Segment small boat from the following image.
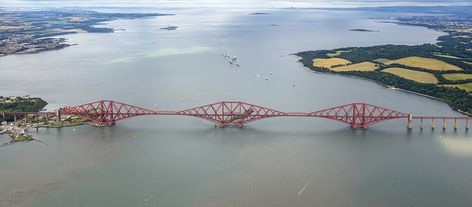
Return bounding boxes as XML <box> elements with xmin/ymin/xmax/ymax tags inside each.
<box><xmin>265</xmin><ymin>77</ymin><xmax>269</xmax><ymax>80</ymax></box>
<box><xmin>298</xmin><ymin>182</ymin><xmax>309</xmax><ymax>197</ymax></box>
<box><xmin>269</xmin><ymin>72</ymin><xmax>272</xmax><ymax>75</ymax></box>
<box><xmin>235</xmin><ymin>64</ymin><xmax>240</xmax><ymax>67</ymax></box>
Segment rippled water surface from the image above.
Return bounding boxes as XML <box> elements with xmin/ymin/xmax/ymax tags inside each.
<box><xmin>1</xmin><ymin>8</ymin><xmax>471</xmax><ymax>207</ymax></box>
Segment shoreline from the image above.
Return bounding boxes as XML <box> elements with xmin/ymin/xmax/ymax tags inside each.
<box><xmin>0</xmin><ymin>10</ymin><xmax>169</xmax><ymax>57</ymax></box>
<box><xmin>292</xmin><ymin>10</ymin><xmax>472</xmax><ymax>117</ymax></box>
<box><xmin>293</xmin><ymin>55</ymin><xmax>472</xmax><ymax>117</ymax></box>
<box><xmin>33</xmin><ymin>122</ymin><xmax>88</xmax><ymax>128</ymax></box>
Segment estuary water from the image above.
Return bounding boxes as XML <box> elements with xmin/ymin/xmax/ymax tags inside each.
<box><xmin>1</xmin><ymin>8</ymin><xmax>472</xmax><ymax>207</ymax></box>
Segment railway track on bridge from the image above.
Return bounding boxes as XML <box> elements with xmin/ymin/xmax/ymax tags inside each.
<box><xmin>2</xmin><ymin>100</ymin><xmax>471</xmax><ymax>129</ymax></box>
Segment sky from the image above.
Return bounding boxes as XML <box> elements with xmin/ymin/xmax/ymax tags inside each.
<box><xmin>1</xmin><ymin>0</ymin><xmax>471</xmax><ymax>9</ymax></box>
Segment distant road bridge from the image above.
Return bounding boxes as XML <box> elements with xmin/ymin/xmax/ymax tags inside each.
<box><xmin>1</xmin><ymin>100</ymin><xmax>471</xmax><ymax>129</ymax></box>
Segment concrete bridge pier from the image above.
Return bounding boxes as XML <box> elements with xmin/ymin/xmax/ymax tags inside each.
<box><xmin>407</xmin><ymin>114</ymin><xmax>413</xmax><ymax>129</ymax></box>
<box><xmin>420</xmin><ymin>118</ymin><xmax>424</xmax><ymax>129</ymax></box>
<box><xmin>466</xmin><ymin>119</ymin><xmax>469</xmax><ymax>130</ymax></box>
<box><xmin>454</xmin><ymin>119</ymin><xmax>458</xmax><ymax>130</ymax></box>
<box><xmin>442</xmin><ymin>119</ymin><xmax>446</xmax><ymax>130</ymax></box>
<box><xmin>431</xmin><ymin>118</ymin><xmax>435</xmax><ymax>129</ymax></box>
<box><xmin>56</xmin><ymin>110</ymin><xmax>61</xmax><ymax>122</ymax></box>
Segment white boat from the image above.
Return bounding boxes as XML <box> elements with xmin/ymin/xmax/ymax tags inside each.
<box><xmin>265</xmin><ymin>77</ymin><xmax>269</xmax><ymax>80</ymax></box>
<box><xmin>298</xmin><ymin>182</ymin><xmax>309</xmax><ymax>197</ymax></box>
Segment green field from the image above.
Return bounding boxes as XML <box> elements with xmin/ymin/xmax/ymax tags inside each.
<box><xmin>443</xmin><ymin>83</ymin><xmax>472</xmax><ymax>92</ymax></box>
<box><xmin>442</xmin><ymin>73</ymin><xmax>472</xmax><ymax>81</ymax></box>
<box><xmin>330</xmin><ymin>61</ymin><xmax>378</xmax><ymax>72</ymax></box>
<box><xmin>433</xmin><ymin>53</ymin><xmax>461</xmax><ymax>59</ymax></box>
<box><xmin>373</xmin><ymin>58</ymin><xmax>391</xmax><ymax>64</ymax></box>
<box><xmin>313</xmin><ymin>58</ymin><xmax>351</xmax><ymax>69</ymax></box>
<box><xmin>383</xmin><ymin>67</ymin><xmax>439</xmax><ymax>84</ymax></box>
<box><xmin>385</xmin><ymin>56</ymin><xmax>462</xmax><ymax>71</ymax></box>
<box><xmin>326</xmin><ymin>50</ymin><xmax>351</xmax><ymax>57</ymax></box>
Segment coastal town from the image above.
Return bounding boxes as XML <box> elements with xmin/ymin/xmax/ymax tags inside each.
<box><xmin>0</xmin><ymin>121</ymin><xmax>33</xmax><ymax>145</ymax></box>
<box><xmin>0</xmin><ymin>9</ymin><xmax>169</xmax><ymax>56</ymax></box>
<box><xmin>0</xmin><ymin>96</ymin><xmax>90</xmax><ymax>145</ymax></box>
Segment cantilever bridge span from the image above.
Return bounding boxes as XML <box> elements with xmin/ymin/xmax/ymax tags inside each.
<box><xmin>2</xmin><ymin>100</ymin><xmax>471</xmax><ymax>129</ymax></box>
<box><xmin>59</xmin><ymin>100</ymin><xmax>410</xmax><ymax>128</ymax></box>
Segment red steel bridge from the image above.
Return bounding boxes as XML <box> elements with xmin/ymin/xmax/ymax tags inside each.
<box><xmin>2</xmin><ymin>100</ymin><xmax>471</xmax><ymax>129</ymax></box>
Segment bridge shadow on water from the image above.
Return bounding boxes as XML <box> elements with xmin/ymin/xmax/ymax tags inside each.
<box><xmin>31</xmin><ymin>119</ymin><xmax>470</xmax><ymax>147</ymax></box>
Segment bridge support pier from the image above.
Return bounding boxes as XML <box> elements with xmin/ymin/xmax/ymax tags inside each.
<box><xmin>431</xmin><ymin>118</ymin><xmax>435</xmax><ymax>129</ymax></box>
<box><xmin>420</xmin><ymin>118</ymin><xmax>424</xmax><ymax>129</ymax></box>
<box><xmin>454</xmin><ymin>119</ymin><xmax>458</xmax><ymax>130</ymax></box>
<box><xmin>466</xmin><ymin>119</ymin><xmax>469</xmax><ymax>130</ymax></box>
<box><xmin>407</xmin><ymin>114</ymin><xmax>413</xmax><ymax>129</ymax></box>
<box><xmin>56</xmin><ymin>110</ymin><xmax>61</xmax><ymax>122</ymax></box>
<box><xmin>442</xmin><ymin>119</ymin><xmax>446</xmax><ymax>130</ymax></box>
<box><xmin>13</xmin><ymin>114</ymin><xmax>17</xmax><ymax>122</ymax></box>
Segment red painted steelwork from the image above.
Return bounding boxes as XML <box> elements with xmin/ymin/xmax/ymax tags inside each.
<box><xmin>58</xmin><ymin>100</ymin><xmax>412</xmax><ymax>128</ymax></box>
<box><xmin>310</xmin><ymin>103</ymin><xmax>410</xmax><ymax>128</ymax></box>
<box><xmin>61</xmin><ymin>100</ymin><xmax>161</xmax><ymax>125</ymax></box>
<box><xmin>3</xmin><ymin>100</ymin><xmax>470</xmax><ymax>128</ymax></box>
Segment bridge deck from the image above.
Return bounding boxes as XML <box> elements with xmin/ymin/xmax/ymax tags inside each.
<box><xmin>1</xmin><ymin>100</ymin><xmax>470</xmax><ymax>129</ymax></box>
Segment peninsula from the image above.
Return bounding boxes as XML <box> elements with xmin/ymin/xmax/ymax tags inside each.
<box><xmin>297</xmin><ymin>7</ymin><xmax>472</xmax><ymax>115</ymax></box>
<box><xmin>0</xmin><ymin>9</ymin><xmax>171</xmax><ymax>56</ymax></box>
<box><xmin>349</xmin><ymin>28</ymin><xmax>378</xmax><ymax>32</ymax></box>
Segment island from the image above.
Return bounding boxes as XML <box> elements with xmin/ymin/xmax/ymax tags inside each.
<box><xmin>349</xmin><ymin>28</ymin><xmax>378</xmax><ymax>32</ymax></box>
<box><xmin>160</xmin><ymin>25</ymin><xmax>178</xmax><ymax>30</ymax></box>
<box><xmin>250</xmin><ymin>12</ymin><xmax>270</xmax><ymax>15</ymax></box>
<box><xmin>296</xmin><ymin>8</ymin><xmax>472</xmax><ymax>115</ymax></box>
<box><xmin>0</xmin><ymin>9</ymin><xmax>171</xmax><ymax>56</ymax></box>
